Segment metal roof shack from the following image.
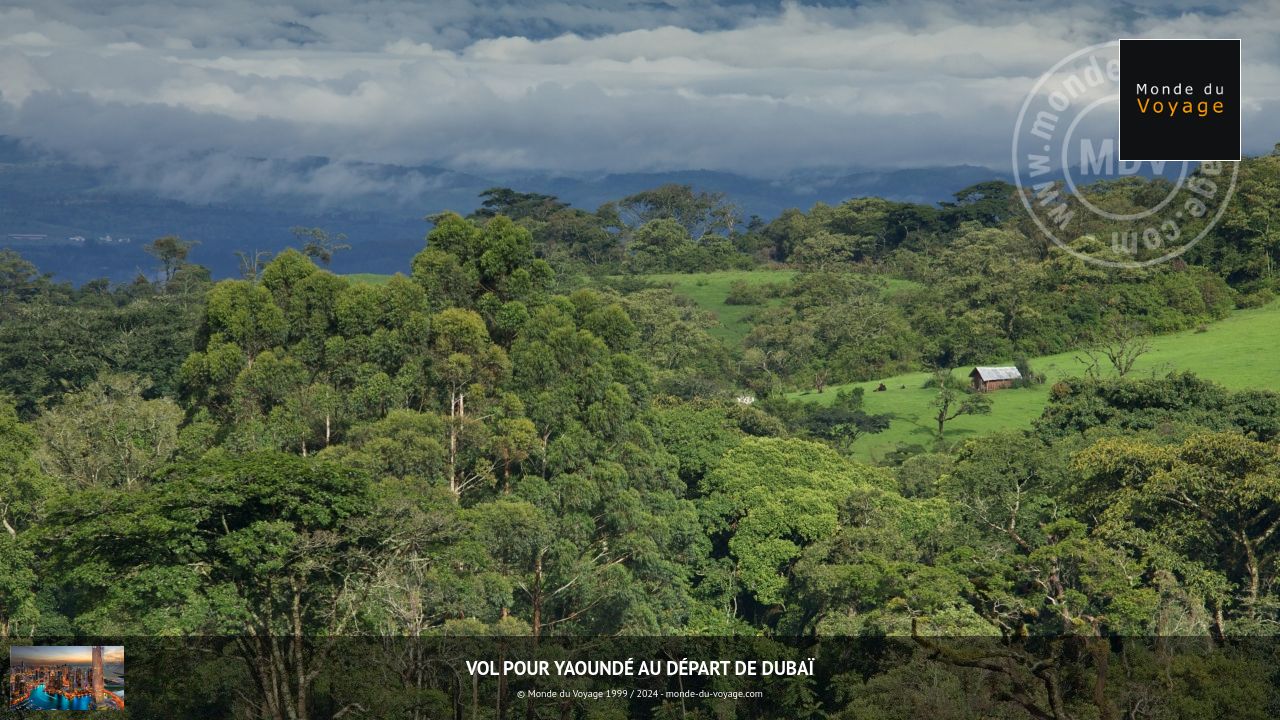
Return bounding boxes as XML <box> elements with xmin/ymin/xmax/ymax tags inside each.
<box><xmin>969</xmin><ymin>366</ymin><xmax>1022</xmax><ymax>392</ymax></box>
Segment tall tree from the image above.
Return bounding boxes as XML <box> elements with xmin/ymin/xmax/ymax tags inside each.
<box><xmin>470</xmin><ymin>188</ymin><xmax>568</xmax><ymax>222</ymax></box>
<box><xmin>0</xmin><ymin>249</ymin><xmax>45</xmax><ymax>307</ymax></box>
<box><xmin>615</xmin><ymin>184</ymin><xmax>738</xmax><ymax>238</ymax></box>
<box><xmin>428</xmin><ymin>308</ymin><xmax>511</xmax><ymax>499</ymax></box>
<box><xmin>413</xmin><ymin>213</ymin><xmax>553</xmax><ymax>313</ymax></box>
<box><xmin>144</xmin><ymin>235</ymin><xmax>198</xmax><ymax>282</ymax></box>
<box><xmin>36</xmin><ymin>374</ymin><xmax>183</xmax><ymax>489</ymax></box>
<box><xmin>932</xmin><ymin>369</ymin><xmax>992</xmax><ymax>440</ymax></box>
<box><xmin>201</xmin><ymin>279</ymin><xmax>288</xmax><ymax>363</ymax></box>
<box><xmin>291</xmin><ymin>227</ymin><xmax>351</xmax><ymax>267</ymax></box>
<box><xmin>49</xmin><ymin>452</ymin><xmax>376</xmax><ymax>720</ymax></box>
<box><xmin>0</xmin><ymin>396</ymin><xmax>51</xmax><ymax>543</ymax></box>
<box><xmin>1078</xmin><ymin>432</ymin><xmax>1280</xmax><ymax>631</ymax></box>
<box><xmin>701</xmin><ymin>437</ymin><xmax>894</xmax><ymax>611</ymax></box>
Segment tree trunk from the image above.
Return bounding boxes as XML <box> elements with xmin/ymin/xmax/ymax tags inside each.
<box><xmin>292</xmin><ymin>582</ymin><xmax>309</xmax><ymax>720</ymax></box>
<box><xmin>448</xmin><ymin>391</ymin><xmax>466</xmax><ymax>498</ymax></box>
<box><xmin>531</xmin><ymin>551</ymin><xmax>544</xmax><ymax>639</ymax></box>
<box><xmin>1242</xmin><ymin>532</ymin><xmax>1261</xmax><ymax>611</ymax></box>
<box><xmin>1212</xmin><ymin>602</ymin><xmax>1226</xmax><ymax>645</ymax></box>
<box><xmin>1088</xmin><ymin>638</ymin><xmax>1117</xmax><ymax>720</ymax></box>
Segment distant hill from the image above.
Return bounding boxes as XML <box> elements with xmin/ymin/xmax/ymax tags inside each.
<box><xmin>0</xmin><ymin>136</ymin><xmax>1006</xmax><ymax>283</ymax></box>
<box><xmin>486</xmin><ymin>165</ymin><xmax>1007</xmax><ymax>217</ymax></box>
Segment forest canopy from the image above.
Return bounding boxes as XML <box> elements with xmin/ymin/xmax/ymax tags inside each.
<box><xmin>4</xmin><ymin>157</ymin><xmax>1280</xmax><ymax>719</ymax></box>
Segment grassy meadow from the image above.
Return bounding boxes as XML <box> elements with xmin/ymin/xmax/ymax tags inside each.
<box><xmin>345</xmin><ymin>272</ymin><xmax>395</xmax><ymax>285</ymax></box>
<box><xmin>792</xmin><ymin>300</ymin><xmax>1280</xmax><ymax>462</ymax></box>
<box><xmin>638</xmin><ymin>270</ymin><xmax>795</xmax><ymax>343</ymax></box>
<box><xmin>638</xmin><ymin>269</ymin><xmax>918</xmax><ymax>344</ymax></box>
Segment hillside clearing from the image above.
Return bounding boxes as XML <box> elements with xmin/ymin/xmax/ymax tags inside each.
<box><xmin>792</xmin><ymin>300</ymin><xmax>1280</xmax><ymax>463</ymax></box>
<box><xmin>637</xmin><ymin>270</ymin><xmax>919</xmax><ymax>344</ymax></box>
<box><xmin>345</xmin><ymin>272</ymin><xmax>395</xmax><ymax>285</ymax></box>
<box><xmin>637</xmin><ymin>270</ymin><xmax>795</xmax><ymax>343</ymax></box>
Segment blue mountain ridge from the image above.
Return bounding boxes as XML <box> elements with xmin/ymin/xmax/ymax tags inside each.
<box><xmin>0</xmin><ymin>137</ymin><xmax>1011</xmax><ymax>282</ymax></box>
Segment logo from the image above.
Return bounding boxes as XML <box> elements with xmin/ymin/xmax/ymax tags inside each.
<box><xmin>1012</xmin><ymin>41</ymin><xmax>1238</xmax><ymax>268</ymax></box>
<box><xmin>1119</xmin><ymin>39</ymin><xmax>1241</xmax><ymax>162</ymax></box>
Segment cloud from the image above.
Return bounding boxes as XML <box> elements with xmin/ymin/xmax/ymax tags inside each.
<box><xmin>1</xmin><ymin>0</ymin><xmax>1277</xmax><ymax>203</ymax></box>
<box><xmin>0</xmin><ymin>48</ymin><xmax>51</xmax><ymax>103</ymax></box>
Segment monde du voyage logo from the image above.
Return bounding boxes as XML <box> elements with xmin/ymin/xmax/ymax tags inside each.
<box><xmin>1013</xmin><ymin>39</ymin><xmax>1241</xmax><ymax>268</ymax></box>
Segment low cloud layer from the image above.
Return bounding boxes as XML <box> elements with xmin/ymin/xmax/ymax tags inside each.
<box><xmin>2</xmin><ymin>0</ymin><xmax>1279</xmax><ymax>200</ymax></box>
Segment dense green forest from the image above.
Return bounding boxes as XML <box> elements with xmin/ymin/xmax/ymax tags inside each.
<box><xmin>3</xmin><ymin>152</ymin><xmax>1280</xmax><ymax>719</ymax></box>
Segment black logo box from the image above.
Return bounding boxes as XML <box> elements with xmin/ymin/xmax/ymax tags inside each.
<box><xmin>1119</xmin><ymin>38</ymin><xmax>1241</xmax><ymax>161</ymax></box>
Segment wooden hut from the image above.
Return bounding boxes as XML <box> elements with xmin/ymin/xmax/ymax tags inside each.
<box><xmin>969</xmin><ymin>366</ymin><xmax>1022</xmax><ymax>392</ymax></box>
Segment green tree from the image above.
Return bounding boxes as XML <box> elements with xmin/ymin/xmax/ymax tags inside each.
<box><xmin>626</xmin><ymin>218</ymin><xmax>694</xmax><ymax>273</ymax></box>
<box><xmin>783</xmin><ymin>483</ymin><xmax>971</xmax><ymax>636</ymax></box>
<box><xmin>429</xmin><ymin>308</ymin><xmax>511</xmax><ymax>499</ymax></box>
<box><xmin>49</xmin><ymin>452</ymin><xmax>375</xmax><ymax>720</ymax></box>
<box><xmin>617</xmin><ymin>288</ymin><xmax>734</xmax><ymax>397</ymax></box>
<box><xmin>202</xmin><ymin>279</ymin><xmax>287</xmax><ymax>362</ymax></box>
<box><xmin>939</xmin><ymin>181</ymin><xmax>1017</xmax><ymax>227</ymax></box>
<box><xmin>413</xmin><ymin>213</ymin><xmax>553</xmax><ymax>314</ymax></box>
<box><xmin>0</xmin><ymin>249</ymin><xmax>45</xmax><ymax>307</ymax></box>
<box><xmin>701</xmin><ymin>437</ymin><xmax>894</xmax><ymax>609</ymax></box>
<box><xmin>36</xmin><ymin>374</ymin><xmax>183</xmax><ymax>489</ymax></box>
<box><xmin>1036</xmin><ymin>372</ymin><xmax>1280</xmax><ymax>442</ymax></box>
<box><xmin>1200</xmin><ymin>152</ymin><xmax>1280</xmax><ymax>283</ymax></box>
<box><xmin>796</xmin><ymin>388</ymin><xmax>892</xmax><ymax>452</ymax></box>
<box><xmin>931</xmin><ymin>370</ymin><xmax>992</xmax><ymax>440</ymax></box>
<box><xmin>0</xmin><ymin>397</ymin><xmax>49</xmax><ymax>537</ymax></box>
<box><xmin>0</xmin><ymin>398</ymin><xmax>48</xmax><ymax>639</ymax></box>
<box><xmin>144</xmin><ymin>235</ymin><xmax>198</xmax><ymax>282</ymax></box>
<box><xmin>470</xmin><ymin>187</ymin><xmax>568</xmax><ymax>222</ymax></box>
<box><xmin>0</xmin><ymin>287</ymin><xmax>200</xmax><ymax>419</ymax></box>
<box><xmin>927</xmin><ymin>432</ymin><xmax>1164</xmax><ymax>720</ymax></box>
<box><xmin>321</xmin><ymin>410</ymin><xmax>446</xmax><ymax>483</ymax></box>
<box><xmin>291</xmin><ymin>226</ymin><xmax>351</xmax><ymax>266</ymax></box>
<box><xmin>1089</xmin><ymin>313</ymin><xmax>1153</xmax><ymax>378</ymax></box>
<box><xmin>615</xmin><ymin>183</ymin><xmax>738</xmax><ymax>239</ymax></box>
<box><xmin>534</xmin><ymin>207</ymin><xmax>617</xmax><ymax>266</ymax></box>
<box><xmin>791</xmin><ymin>230</ymin><xmax>864</xmax><ymax>270</ymax></box>
<box><xmin>0</xmin><ymin>531</ymin><xmax>38</xmax><ymax>638</ymax></box>
<box><xmin>1077</xmin><ymin>432</ymin><xmax>1280</xmax><ymax>632</ymax></box>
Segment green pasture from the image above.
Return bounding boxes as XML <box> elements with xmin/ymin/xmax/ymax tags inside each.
<box><xmin>792</xmin><ymin>300</ymin><xmax>1280</xmax><ymax>463</ymax></box>
<box><xmin>638</xmin><ymin>270</ymin><xmax>795</xmax><ymax>343</ymax></box>
<box><xmin>639</xmin><ymin>270</ymin><xmax>918</xmax><ymax>344</ymax></box>
<box><xmin>345</xmin><ymin>272</ymin><xmax>395</xmax><ymax>285</ymax></box>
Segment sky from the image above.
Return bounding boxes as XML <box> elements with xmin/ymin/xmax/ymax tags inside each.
<box><xmin>1</xmin><ymin>0</ymin><xmax>1278</xmax><ymax>197</ymax></box>
<box><xmin>10</xmin><ymin>646</ymin><xmax>125</xmax><ymax>665</ymax></box>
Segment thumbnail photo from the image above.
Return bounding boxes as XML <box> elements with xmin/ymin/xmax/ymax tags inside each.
<box><xmin>8</xmin><ymin>646</ymin><xmax>125</xmax><ymax>712</ymax></box>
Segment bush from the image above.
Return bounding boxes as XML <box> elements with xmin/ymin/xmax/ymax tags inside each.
<box><xmin>725</xmin><ymin>280</ymin><xmax>768</xmax><ymax>306</ymax></box>
<box><xmin>1238</xmin><ymin>288</ymin><xmax>1276</xmax><ymax>309</ymax></box>
<box><xmin>920</xmin><ymin>371</ymin><xmax>969</xmax><ymax>390</ymax></box>
<box><xmin>1014</xmin><ymin>356</ymin><xmax>1045</xmax><ymax>387</ymax></box>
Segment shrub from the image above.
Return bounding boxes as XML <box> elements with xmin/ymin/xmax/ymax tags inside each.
<box><xmin>725</xmin><ymin>280</ymin><xmax>768</xmax><ymax>306</ymax></box>
<box><xmin>1238</xmin><ymin>288</ymin><xmax>1276</xmax><ymax>309</ymax></box>
<box><xmin>1014</xmin><ymin>356</ymin><xmax>1045</xmax><ymax>387</ymax></box>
